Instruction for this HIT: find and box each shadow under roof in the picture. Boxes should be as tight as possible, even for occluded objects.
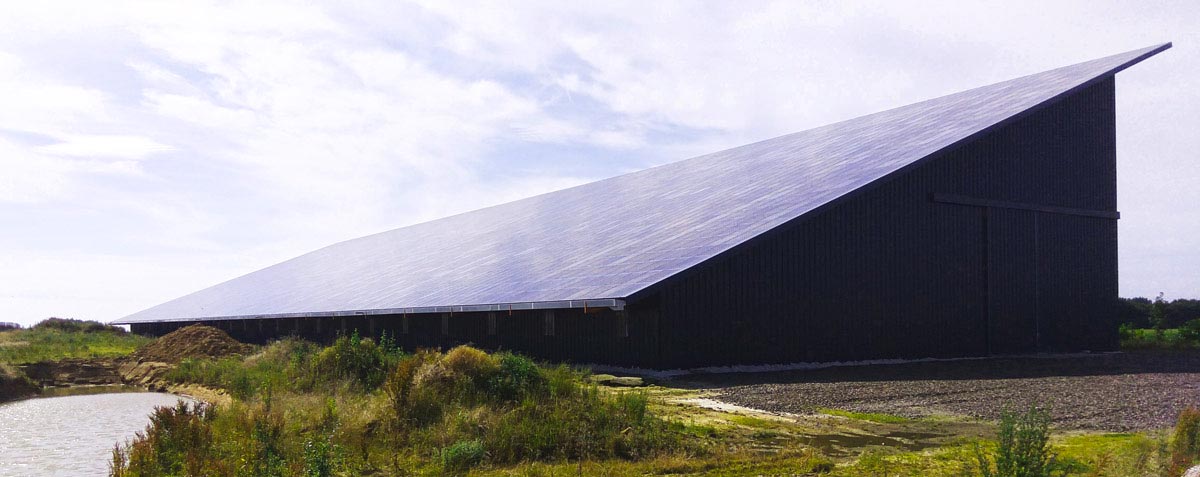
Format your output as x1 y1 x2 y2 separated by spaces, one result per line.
116 43 1170 324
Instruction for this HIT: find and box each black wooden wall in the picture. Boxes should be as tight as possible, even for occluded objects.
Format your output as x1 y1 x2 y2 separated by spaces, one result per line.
637 78 1120 368
132 305 660 367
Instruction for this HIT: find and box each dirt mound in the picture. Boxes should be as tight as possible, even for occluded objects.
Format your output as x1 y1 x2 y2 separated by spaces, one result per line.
134 325 253 363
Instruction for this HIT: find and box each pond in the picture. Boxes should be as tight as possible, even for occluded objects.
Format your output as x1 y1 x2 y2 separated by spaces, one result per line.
0 387 193 476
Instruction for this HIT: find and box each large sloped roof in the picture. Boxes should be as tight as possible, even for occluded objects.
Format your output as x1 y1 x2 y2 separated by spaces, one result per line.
117 43 1170 324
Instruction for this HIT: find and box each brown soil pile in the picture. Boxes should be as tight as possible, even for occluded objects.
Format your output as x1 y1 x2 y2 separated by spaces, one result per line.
134 325 254 363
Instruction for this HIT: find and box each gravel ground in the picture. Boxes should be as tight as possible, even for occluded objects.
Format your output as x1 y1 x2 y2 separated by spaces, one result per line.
687 351 1200 431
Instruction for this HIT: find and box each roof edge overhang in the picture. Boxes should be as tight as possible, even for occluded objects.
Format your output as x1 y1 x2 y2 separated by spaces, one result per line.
622 42 1171 304
112 298 626 325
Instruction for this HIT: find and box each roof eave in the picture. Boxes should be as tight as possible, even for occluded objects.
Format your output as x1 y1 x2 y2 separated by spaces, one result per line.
111 298 627 325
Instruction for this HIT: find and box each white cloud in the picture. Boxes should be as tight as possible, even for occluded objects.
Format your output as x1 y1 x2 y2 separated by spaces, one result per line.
37 134 174 159
0 53 112 136
0 138 73 203
0 1 1196 326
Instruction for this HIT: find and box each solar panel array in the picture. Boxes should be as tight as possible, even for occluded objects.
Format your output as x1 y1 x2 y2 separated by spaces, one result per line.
117 44 1169 324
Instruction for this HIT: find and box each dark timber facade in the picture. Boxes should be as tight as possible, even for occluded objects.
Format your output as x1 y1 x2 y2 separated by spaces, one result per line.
123 45 1168 368
645 78 1120 367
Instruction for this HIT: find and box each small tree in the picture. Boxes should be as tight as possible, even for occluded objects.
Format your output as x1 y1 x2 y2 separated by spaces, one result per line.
976 407 1055 477
1151 293 1169 338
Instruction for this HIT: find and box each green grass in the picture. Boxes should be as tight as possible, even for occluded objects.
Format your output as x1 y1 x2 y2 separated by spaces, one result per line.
1120 326 1199 350
115 341 697 476
0 326 152 364
1054 432 1169 476
820 407 911 424
725 414 786 428
106 332 1196 476
1096 319 1200 350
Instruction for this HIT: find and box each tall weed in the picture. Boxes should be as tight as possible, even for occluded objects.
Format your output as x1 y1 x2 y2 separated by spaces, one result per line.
1169 406 1200 475
975 407 1055 477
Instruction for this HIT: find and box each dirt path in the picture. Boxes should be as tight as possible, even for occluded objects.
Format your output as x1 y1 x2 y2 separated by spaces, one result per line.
669 351 1200 431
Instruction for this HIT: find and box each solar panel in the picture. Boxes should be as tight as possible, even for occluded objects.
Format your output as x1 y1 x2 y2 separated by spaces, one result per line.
115 43 1170 324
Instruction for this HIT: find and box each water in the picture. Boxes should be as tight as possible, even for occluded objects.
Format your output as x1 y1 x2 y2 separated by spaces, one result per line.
0 388 194 476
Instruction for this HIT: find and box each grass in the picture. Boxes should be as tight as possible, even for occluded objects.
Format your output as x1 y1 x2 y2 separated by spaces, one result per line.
99 331 1200 476
116 340 728 476
820 408 912 424
1120 326 1198 350
0 324 152 364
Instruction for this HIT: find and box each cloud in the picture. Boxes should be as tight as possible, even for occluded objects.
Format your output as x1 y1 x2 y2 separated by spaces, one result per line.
0 0 1196 326
37 134 174 159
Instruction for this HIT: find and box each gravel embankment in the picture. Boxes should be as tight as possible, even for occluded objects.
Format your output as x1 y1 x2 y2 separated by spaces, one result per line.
689 351 1200 431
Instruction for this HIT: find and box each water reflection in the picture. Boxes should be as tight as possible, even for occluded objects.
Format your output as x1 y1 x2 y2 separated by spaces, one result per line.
0 390 193 477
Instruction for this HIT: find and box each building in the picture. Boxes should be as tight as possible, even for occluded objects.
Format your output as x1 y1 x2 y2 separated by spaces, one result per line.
116 44 1170 368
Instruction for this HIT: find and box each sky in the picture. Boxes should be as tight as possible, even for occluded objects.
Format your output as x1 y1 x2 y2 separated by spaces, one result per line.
0 1 1196 327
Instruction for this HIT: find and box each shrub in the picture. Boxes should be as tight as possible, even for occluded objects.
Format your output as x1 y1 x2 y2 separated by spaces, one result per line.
313 331 401 391
489 352 543 401
111 401 220 477
383 349 442 426
248 407 286 477
1151 292 1169 335
1169 406 1200 475
444 345 499 382
303 435 339 477
123 343 690 475
34 317 126 334
380 346 685 464
975 407 1055 477
1179 319 1200 343
442 440 485 473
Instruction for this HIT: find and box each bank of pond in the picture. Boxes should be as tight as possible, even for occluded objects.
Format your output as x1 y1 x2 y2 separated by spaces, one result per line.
4 323 1200 476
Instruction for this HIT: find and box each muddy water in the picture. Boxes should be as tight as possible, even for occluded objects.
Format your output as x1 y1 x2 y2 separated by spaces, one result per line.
0 388 193 476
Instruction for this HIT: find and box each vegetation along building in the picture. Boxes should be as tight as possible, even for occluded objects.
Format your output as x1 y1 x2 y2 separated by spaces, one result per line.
116 44 1171 368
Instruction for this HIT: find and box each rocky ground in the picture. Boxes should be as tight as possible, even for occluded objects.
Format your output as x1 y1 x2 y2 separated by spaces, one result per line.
677 351 1200 431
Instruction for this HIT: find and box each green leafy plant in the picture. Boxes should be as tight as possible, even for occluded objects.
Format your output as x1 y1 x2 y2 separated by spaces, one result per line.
1151 292 1168 338
441 439 485 473
975 407 1055 477
1169 406 1200 475
1178 319 1200 343
303 435 339 477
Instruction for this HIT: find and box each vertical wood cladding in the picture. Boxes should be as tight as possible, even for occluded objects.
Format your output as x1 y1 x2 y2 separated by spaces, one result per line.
132 306 660 367
649 78 1119 367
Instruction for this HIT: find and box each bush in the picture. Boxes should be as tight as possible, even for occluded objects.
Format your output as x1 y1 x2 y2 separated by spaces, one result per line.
1119 327 1196 350
124 343 690 475
166 335 404 399
313 331 401 391
975 407 1055 477
110 401 220 477
34 317 125 334
1150 293 1168 331
1169 406 1200 475
382 346 686 464
444 345 499 382
1179 319 1200 343
489 352 543 401
442 440 485 473
303 435 339 477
